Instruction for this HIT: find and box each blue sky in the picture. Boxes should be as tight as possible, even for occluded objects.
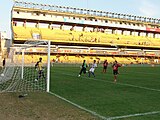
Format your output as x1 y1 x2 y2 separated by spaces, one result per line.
0 0 160 38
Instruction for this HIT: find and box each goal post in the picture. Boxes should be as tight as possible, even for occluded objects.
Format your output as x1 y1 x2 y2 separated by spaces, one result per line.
47 40 50 92
1 40 51 93
21 40 51 92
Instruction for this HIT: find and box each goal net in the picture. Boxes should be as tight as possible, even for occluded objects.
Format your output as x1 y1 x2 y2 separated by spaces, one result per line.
0 40 50 93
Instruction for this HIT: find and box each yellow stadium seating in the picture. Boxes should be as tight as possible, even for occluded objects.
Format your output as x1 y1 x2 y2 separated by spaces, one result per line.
13 26 160 48
13 26 32 40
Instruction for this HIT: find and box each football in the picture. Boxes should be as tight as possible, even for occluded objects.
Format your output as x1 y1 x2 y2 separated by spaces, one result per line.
1 73 4 76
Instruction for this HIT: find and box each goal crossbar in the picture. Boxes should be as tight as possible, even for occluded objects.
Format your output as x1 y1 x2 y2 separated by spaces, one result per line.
0 40 51 93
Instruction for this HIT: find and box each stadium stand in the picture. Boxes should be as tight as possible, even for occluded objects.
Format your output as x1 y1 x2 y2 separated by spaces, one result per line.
13 26 160 48
11 1 160 64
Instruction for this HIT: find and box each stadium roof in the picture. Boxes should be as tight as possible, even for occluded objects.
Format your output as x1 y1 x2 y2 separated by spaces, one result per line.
13 1 160 24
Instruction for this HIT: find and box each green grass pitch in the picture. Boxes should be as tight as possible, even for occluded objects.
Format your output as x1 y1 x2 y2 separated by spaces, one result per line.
50 63 160 120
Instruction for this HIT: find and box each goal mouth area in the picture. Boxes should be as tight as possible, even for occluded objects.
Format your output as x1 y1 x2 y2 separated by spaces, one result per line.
1 40 51 93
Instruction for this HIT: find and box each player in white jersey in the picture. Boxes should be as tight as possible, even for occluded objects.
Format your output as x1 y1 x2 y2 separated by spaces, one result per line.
89 60 97 77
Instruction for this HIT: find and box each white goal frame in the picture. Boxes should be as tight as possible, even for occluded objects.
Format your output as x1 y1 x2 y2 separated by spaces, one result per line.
21 40 51 92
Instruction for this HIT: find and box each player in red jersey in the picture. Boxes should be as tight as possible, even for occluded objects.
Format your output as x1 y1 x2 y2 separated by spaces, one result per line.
102 60 108 73
112 60 121 83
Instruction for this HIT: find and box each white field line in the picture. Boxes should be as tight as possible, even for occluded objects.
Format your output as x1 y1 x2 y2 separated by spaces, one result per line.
92 77 160 92
49 92 107 120
50 72 160 119
106 111 160 120
49 91 160 120
28 80 106 119
59 72 160 92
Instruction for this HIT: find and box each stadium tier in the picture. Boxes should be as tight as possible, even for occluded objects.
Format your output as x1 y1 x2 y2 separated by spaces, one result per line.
12 26 160 47
11 1 160 64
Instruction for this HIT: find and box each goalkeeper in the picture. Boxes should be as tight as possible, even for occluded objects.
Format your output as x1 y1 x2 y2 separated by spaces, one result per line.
35 57 45 81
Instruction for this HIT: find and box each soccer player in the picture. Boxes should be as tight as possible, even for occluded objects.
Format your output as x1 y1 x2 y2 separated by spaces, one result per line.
0 58 6 76
112 60 121 83
51 58 55 67
102 60 108 73
88 60 97 77
78 60 88 77
35 57 45 81
2 58 5 69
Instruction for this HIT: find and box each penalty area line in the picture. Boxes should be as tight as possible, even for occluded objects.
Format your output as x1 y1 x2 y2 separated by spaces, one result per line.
59 72 160 93
49 91 107 120
106 111 160 120
91 77 160 92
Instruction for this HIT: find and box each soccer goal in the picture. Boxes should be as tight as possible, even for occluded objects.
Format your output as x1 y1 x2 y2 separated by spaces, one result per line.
0 40 51 93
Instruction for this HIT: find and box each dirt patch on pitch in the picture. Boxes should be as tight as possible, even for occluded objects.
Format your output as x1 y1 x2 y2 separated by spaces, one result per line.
0 92 100 120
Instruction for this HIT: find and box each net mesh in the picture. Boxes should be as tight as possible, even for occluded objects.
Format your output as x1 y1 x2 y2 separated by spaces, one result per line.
0 40 49 92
